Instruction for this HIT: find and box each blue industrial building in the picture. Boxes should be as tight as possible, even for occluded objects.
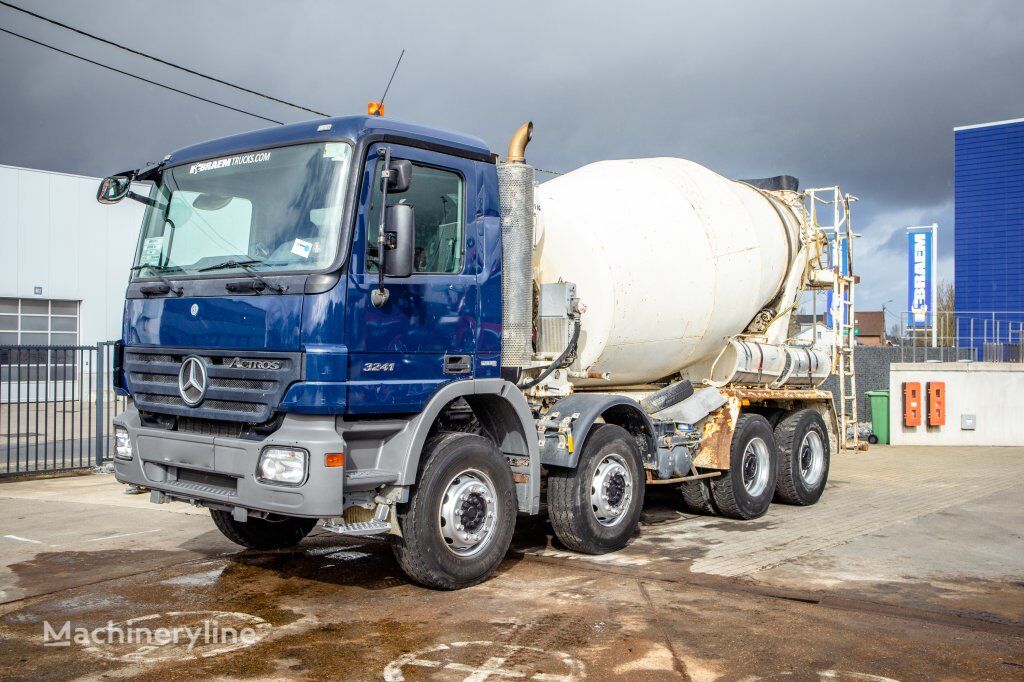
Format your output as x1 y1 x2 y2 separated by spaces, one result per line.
954 117 1024 359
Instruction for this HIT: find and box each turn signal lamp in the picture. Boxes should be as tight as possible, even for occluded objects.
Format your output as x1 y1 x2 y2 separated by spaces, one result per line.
367 101 385 116
325 453 345 468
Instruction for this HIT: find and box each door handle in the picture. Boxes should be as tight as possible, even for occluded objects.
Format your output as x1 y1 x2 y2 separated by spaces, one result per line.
444 355 472 375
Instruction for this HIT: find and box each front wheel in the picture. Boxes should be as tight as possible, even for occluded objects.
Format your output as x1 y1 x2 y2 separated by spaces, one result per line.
710 414 778 520
548 424 645 554
389 432 517 590
210 510 317 550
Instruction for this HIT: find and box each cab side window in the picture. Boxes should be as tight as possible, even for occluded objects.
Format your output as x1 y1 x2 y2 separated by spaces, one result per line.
367 162 464 273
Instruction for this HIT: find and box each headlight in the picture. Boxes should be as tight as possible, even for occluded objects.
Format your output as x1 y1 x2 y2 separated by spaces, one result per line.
114 426 133 461
257 447 308 486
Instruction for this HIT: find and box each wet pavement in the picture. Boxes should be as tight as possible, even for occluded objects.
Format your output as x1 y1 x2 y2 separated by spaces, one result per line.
1 445 1022 680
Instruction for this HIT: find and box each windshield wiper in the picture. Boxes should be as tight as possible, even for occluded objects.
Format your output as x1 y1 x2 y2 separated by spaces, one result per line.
199 259 286 294
129 265 183 296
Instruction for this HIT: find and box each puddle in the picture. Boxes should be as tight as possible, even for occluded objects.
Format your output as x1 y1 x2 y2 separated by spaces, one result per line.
160 566 226 586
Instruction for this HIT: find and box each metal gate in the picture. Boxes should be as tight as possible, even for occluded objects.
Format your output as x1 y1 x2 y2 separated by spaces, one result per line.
1 342 127 476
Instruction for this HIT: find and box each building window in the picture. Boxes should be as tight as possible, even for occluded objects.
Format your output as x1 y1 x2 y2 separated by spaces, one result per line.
0 299 81 384
0 298 80 346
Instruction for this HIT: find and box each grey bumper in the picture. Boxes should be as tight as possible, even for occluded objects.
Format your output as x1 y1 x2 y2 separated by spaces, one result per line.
112 404 346 518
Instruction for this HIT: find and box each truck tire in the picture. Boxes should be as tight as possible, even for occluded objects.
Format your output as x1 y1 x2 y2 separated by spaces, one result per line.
548 424 645 554
680 477 718 515
773 409 830 505
389 432 517 590
210 510 317 550
640 380 694 414
710 414 778 520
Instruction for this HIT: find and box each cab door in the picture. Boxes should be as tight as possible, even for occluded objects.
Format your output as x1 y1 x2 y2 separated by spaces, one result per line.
345 143 481 413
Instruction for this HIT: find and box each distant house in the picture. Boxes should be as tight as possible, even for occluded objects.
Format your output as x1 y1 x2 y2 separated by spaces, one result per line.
854 311 887 346
791 310 889 347
792 313 836 348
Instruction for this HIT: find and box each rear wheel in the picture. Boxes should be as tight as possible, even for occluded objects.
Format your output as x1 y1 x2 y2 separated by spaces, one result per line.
710 414 778 520
548 424 645 554
389 432 517 590
210 510 317 550
774 409 830 505
680 477 718 515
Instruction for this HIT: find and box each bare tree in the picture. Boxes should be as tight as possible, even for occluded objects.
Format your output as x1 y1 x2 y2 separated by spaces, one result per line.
936 279 955 346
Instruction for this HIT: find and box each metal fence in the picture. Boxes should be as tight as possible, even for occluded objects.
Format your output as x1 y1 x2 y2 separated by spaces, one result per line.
894 311 1024 363
0 342 126 477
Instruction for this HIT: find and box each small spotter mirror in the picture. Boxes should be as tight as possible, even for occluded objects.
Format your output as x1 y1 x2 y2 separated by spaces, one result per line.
387 159 412 193
97 174 133 204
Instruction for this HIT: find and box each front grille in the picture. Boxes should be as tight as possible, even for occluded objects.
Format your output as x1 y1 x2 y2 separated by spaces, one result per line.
214 377 276 391
177 417 243 438
125 347 301 423
134 372 274 391
137 393 264 414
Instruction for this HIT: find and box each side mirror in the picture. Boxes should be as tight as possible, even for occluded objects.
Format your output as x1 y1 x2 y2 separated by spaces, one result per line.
383 204 415 278
97 174 134 204
386 159 412 193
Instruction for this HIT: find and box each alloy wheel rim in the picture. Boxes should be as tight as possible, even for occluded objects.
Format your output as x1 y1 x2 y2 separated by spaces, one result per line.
439 469 498 557
799 430 825 487
741 437 770 496
591 453 633 527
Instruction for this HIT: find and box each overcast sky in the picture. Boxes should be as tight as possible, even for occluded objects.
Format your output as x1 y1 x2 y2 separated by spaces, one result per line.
2 0 1022 314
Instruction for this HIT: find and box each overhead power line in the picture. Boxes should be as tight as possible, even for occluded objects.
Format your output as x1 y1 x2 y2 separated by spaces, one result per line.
0 0 330 118
0 26 284 125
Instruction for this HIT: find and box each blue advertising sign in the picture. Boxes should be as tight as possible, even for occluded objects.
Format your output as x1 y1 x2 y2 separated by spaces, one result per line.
907 227 933 328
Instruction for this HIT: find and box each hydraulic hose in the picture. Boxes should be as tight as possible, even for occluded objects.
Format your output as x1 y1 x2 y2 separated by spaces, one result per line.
521 320 581 390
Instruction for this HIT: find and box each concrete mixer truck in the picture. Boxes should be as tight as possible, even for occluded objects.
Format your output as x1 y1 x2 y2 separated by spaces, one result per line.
98 115 857 589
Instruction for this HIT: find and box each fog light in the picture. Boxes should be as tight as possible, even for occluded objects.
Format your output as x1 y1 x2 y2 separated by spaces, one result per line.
114 426 133 461
257 447 308 486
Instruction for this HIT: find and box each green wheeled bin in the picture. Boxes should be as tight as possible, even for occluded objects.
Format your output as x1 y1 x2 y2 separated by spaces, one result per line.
865 390 890 444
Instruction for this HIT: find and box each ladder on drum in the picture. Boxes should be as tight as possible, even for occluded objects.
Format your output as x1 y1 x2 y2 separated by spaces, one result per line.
804 187 860 452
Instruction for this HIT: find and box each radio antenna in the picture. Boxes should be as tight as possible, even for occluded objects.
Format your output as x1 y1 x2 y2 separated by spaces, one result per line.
378 49 405 108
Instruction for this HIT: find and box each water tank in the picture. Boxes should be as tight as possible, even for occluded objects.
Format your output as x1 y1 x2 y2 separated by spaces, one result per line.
534 158 801 386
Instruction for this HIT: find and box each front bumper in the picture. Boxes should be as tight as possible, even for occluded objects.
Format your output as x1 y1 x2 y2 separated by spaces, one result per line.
113 404 345 518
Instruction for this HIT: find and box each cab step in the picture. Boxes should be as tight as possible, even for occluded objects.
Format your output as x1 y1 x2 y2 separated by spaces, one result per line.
322 503 392 536
322 519 392 536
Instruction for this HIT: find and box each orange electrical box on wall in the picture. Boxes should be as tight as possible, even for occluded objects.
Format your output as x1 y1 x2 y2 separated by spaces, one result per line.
927 381 946 426
903 381 922 427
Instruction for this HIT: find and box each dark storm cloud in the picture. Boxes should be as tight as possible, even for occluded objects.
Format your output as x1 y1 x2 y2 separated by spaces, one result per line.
2 0 1022 308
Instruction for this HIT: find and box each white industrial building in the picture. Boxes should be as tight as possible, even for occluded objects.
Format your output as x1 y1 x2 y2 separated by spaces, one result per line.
0 164 144 349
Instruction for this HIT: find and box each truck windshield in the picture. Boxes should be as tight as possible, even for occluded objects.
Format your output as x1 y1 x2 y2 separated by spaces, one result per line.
131 142 353 278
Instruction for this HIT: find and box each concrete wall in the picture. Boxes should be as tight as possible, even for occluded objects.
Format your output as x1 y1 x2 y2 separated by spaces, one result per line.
889 362 1024 446
0 164 145 345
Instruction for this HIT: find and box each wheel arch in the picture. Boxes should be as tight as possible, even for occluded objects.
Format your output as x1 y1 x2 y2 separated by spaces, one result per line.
540 393 657 470
383 379 541 514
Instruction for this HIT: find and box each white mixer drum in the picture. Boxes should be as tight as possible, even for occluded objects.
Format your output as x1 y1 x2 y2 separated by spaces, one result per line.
534 158 799 386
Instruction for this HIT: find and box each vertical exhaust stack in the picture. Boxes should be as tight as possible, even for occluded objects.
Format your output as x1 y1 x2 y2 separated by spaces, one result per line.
497 122 535 368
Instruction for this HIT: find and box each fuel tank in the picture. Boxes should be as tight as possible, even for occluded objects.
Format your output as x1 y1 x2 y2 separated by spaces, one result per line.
533 158 801 386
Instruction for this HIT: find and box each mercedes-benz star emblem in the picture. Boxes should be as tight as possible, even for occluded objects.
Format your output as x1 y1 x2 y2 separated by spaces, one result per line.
178 356 208 406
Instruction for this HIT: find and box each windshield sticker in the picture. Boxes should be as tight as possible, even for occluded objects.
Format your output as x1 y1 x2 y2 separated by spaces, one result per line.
140 237 164 265
291 238 313 259
188 151 271 175
323 143 350 161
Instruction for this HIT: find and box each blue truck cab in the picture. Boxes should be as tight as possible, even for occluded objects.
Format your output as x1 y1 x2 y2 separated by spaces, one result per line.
103 116 594 588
